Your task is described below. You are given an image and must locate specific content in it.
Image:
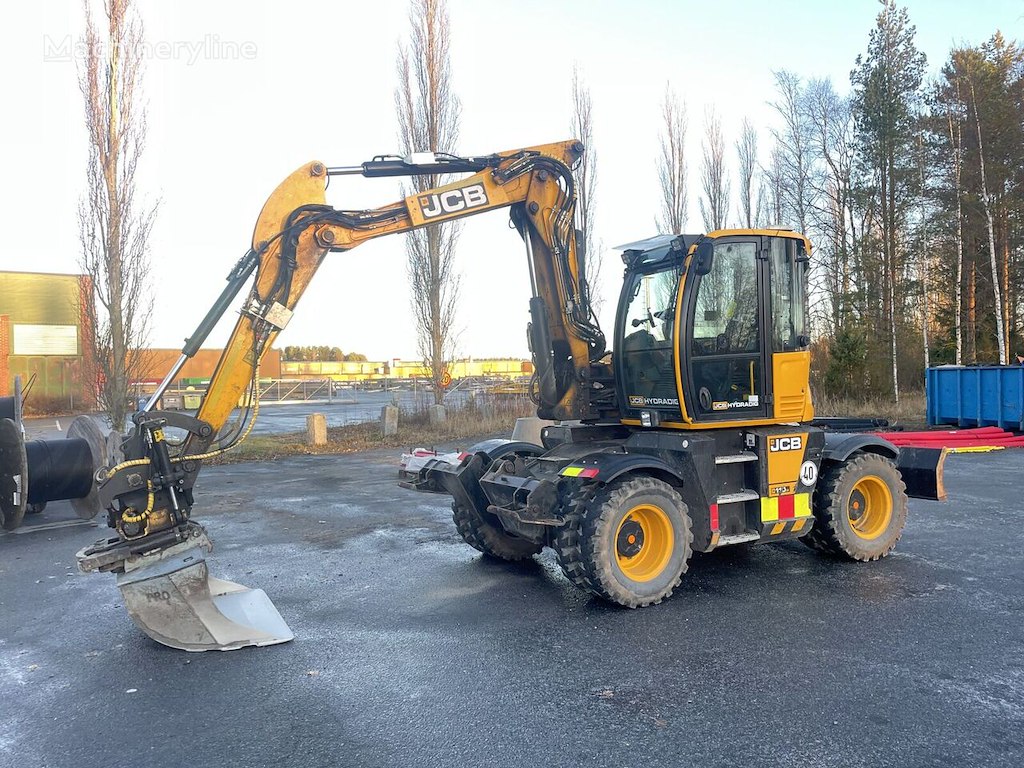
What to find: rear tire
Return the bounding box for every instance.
[578,476,692,608]
[452,503,542,562]
[553,489,596,589]
[805,453,907,561]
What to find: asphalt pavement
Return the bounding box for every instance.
[1,448,1022,768]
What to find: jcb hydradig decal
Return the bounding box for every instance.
[628,395,680,408]
[418,184,489,219]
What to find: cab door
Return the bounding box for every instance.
[766,235,813,421]
[683,238,769,421]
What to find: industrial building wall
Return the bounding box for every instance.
[136,348,283,384]
[0,271,94,409]
[279,357,533,382]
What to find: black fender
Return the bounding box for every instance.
[821,432,946,501]
[567,451,684,488]
[468,439,545,462]
[821,433,898,463]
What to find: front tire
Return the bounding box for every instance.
[578,477,692,608]
[805,453,908,561]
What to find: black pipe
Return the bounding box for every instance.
[24,438,93,505]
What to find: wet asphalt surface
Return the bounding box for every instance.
[1,448,1022,768]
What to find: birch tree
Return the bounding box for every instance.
[969,79,1006,363]
[945,102,964,364]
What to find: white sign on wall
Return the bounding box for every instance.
[12,324,79,356]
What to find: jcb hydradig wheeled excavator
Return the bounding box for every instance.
[76,139,945,651]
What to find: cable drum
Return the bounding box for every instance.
[0,397,17,422]
[67,415,108,520]
[0,377,24,426]
[0,418,28,530]
[0,415,109,530]
[24,438,94,506]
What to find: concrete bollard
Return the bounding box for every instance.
[511,416,556,447]
[306,413,327,446]
[428,404,447,425]
[381,404,399,437]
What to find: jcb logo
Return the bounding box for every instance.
[769,436,803,452]
[419,184,489,219]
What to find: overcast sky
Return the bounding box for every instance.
[5,0,1021,361]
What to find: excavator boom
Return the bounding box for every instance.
[77,140,605,651]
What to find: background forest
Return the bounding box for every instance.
[746,2,1023,403]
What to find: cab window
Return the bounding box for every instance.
[691,242,759,356]
[769,237,807,352]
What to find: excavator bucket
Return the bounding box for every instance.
[79,526,293,652]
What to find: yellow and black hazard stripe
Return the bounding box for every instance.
[761,492,812,536]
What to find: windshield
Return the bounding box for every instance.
[618,263,684,414]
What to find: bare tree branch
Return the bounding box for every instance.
[768,70,814,234]
[570,65,602,314]
[735,117,758,229]
[699,107,730,231]
[656,84,688,234]
[77,0,156,428]
[395,0,462,404]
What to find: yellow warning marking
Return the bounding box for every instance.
[560,466,584,477]
[770,522,786,536]
[795,493,811,518]
[791,518,807,533]
[948,446,1005,454]
[760,496,779,523]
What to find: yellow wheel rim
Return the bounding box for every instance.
[614,504,674,582]
[848,476,893,540]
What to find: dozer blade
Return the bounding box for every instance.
[895,446,948,502]
[80,525,293,652]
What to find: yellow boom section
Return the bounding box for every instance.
[196,140,592,434]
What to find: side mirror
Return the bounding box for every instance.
[694,241,714,275]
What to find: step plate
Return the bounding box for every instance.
[715,452,758,465]
[716,490,760,505]
[716,532,761,547]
